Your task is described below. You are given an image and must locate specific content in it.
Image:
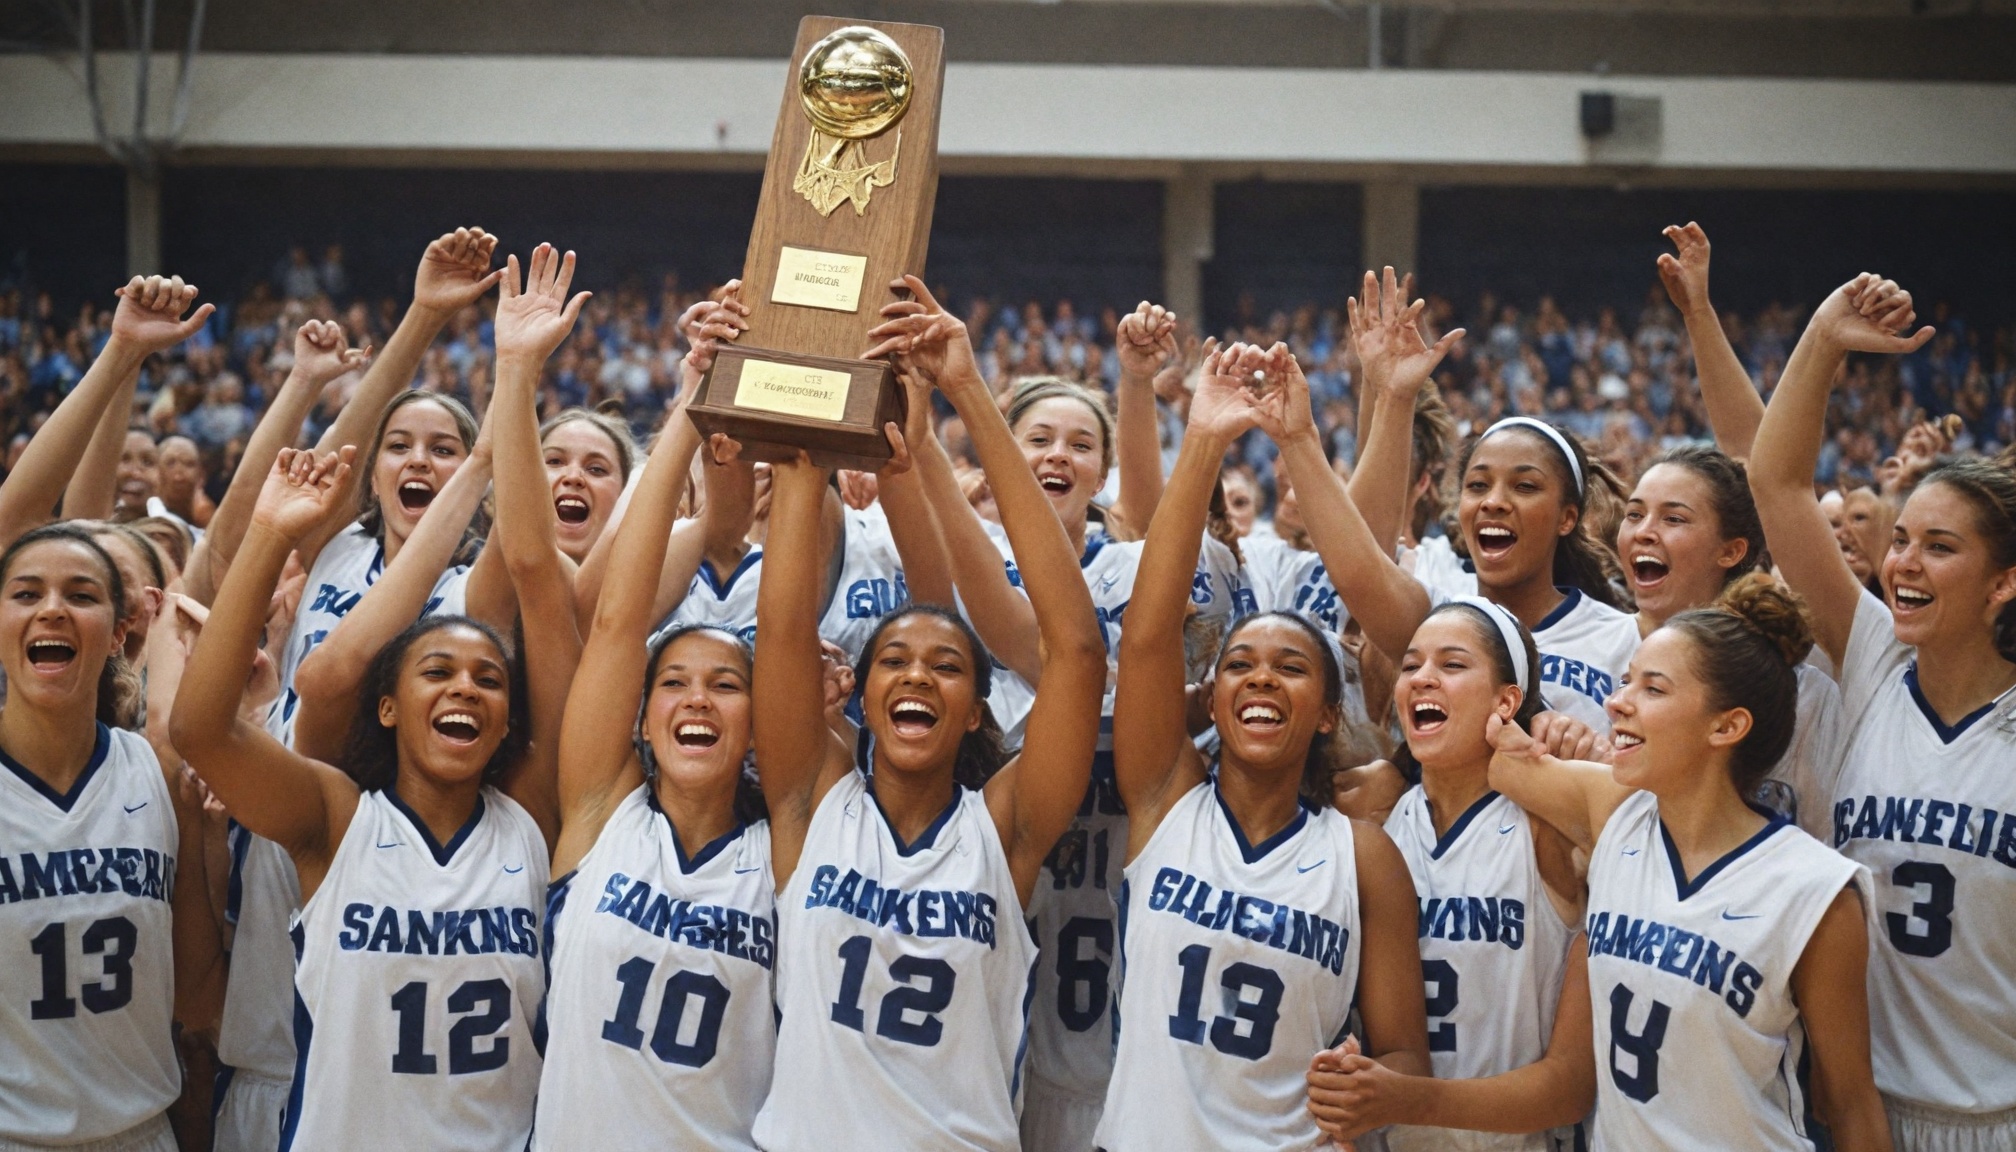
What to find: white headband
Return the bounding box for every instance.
[1481,417,1583,497]
[1452,595,1530,691]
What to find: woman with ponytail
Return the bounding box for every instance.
[1389,574,1888,1151]
[1750,272,2016,1151]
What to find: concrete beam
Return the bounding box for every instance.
[1361,179,1418,278]
[4,53,2013,178]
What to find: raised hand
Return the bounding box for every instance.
[1656,222,1713,317]
[1251,342,1319,446]
[411,227,503,317]
[251,446,356,543]
[109,275,216,356]
[1348,267,1464,402]
[1116,300,1180,379]
[1529,710,1611,763]
[1185,342,1266,444]
[292,319,372,385]
[495,244,591,363]
[1807,273,1934,355]
[864,275,981,395]
[679,281,750,377]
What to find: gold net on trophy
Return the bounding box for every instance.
[792,26,913,218]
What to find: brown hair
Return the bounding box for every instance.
[1005,377,1115,477]
[1644,444,1766,585]
[1665,573,1813,795]
[1918,457,2016,662]
[540,407,639,484]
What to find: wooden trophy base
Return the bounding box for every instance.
[687,345,907,471]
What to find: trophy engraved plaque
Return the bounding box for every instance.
[686,17,945,470]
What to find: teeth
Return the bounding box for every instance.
[1614,732,1643,748]
[1239,703,1282,723]
[437,712,477,729]
[402,481,430,492]
[557,497,588,510]
[893,700,937,720]
[1895,588,1933,605]
[1478,527,1515,544]
[1633,554,1663,566]
[1412,701,1441,716]
[676,722,717,738]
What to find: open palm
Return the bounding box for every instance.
[1349,267,1462,400]
[412,227,503,316]
[252,447,355,542]
[1187,342,1265,442]
[495,244,591,362]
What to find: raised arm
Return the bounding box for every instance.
[295,228,501,570]
[870,371,954,608]
[752,450,854,886]
[1111,300,1179,530]
[290,425,492,761]
[184,320,370,605]
[1346,268,1465,553]
[873,277,1105,901]
[572,289,742,626]
[1485,712,1633,851]
[169,449,363,899]
[0,276,212,549]
[486,243,593,849]
[1658,223,1764,458]
[552,364,703,875]
[906,390,1042,680]
[58,360,141,520]
[1256,344,1433,660]
[1110,344,1263,839]
[1748,275,1932,666]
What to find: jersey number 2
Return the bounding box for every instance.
[831,935,957,1047]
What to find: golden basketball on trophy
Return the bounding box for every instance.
[686,17,945,470]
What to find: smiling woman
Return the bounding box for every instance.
[170,442,567,1152]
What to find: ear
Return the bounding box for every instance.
[1987,562,2016,611]
[1496,683,1525,721]
[377,696,398,729]
[1556,500,1580,540]
[1316,702,1340,737]
[965,699,984,735]
[1716,536,1750,573]
[1706,706,1753,750]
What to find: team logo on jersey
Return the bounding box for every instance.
[1418,896,1527,949]
[0,846,175,906]
[1585,909,1762,1018]
[1145,866,1350,974]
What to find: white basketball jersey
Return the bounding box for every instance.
[1752,662,1844,843]
[0,726,179,1144]
[821,503,912,662]
[1827,591,2016,1113]
[1244,535,1373,731]
[653,542,763,649]
[217,825,303,1080]
[1384,788,1574,1152]
[752,771,1036,1152]
[1095,782,1364,1152]
[282,788,548,1152]
[268,521,470,743]
[533,786,775,1152]
[1582,791,1864,1151]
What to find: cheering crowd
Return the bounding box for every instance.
[0,220,2012,1152]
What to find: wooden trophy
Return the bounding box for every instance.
[686,16,945,470]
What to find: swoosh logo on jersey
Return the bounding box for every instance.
[1497,824,1516,835]
[1297,859,1327,873]
[1095,574,1121,595]
[376,841,400,850]
[1620,848,1641,856]
[503,864,524,874]
[1720,911,1762,921]
[734,866,762,875]
[123,802,148,814]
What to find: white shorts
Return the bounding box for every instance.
[1023,1080,1104,1152]
[0,1114,176,1152]
[1886,1096,2016,1152]
[212,1069,290,1152]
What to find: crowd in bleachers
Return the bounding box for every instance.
[4,242,2009,514]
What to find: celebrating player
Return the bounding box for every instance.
[1750,273,2016,1150]
[748,276,1105,1151]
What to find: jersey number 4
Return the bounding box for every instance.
[28,917,137,1019]
[1607,983,1671,1103]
